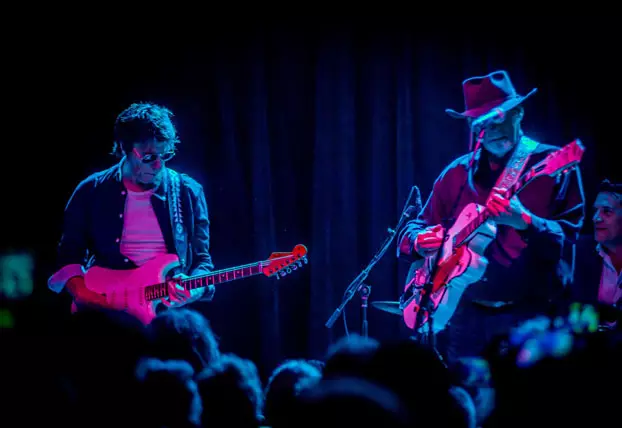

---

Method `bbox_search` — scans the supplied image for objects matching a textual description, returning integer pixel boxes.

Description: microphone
[402,186,423,217]
[402,186,422,219]
[471,107,505,130]
[406,187,422,218]
[413,185,422,215]
[390,186,423,236]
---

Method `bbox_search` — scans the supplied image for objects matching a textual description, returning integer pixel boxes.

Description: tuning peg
[286,267,292,274]
[291,263,298,270]
[296,261,303,268]
[302,256,308,264]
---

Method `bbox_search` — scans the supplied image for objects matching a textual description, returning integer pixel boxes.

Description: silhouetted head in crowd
[297,376,411,427]
[449,357,495,426]
[448,386,477,428]
[365,340,453,427]
[263,359,322,428]
[323,333,380,379]
[196,353,264,428]
[133,358,202,427]
[60,307,150,426]
[2,327,76,427]
[485,311,622,427]
[148,308,221,372]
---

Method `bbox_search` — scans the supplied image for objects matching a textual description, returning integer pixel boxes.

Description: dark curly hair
[147,308,221,373]
[598,179,622,199]
[196,353,265,426]
[111,102,180,157]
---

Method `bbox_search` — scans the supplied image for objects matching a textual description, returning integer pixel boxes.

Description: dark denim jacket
[48,158,214,294]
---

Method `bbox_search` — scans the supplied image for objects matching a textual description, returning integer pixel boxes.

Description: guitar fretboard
[454,168,535,247]
[144,262,265,302]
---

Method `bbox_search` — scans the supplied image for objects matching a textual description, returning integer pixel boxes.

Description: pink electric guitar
[402,140,585,333]
[74,244,308,325]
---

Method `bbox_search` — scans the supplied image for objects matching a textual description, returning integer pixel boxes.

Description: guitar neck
[455,170,533,247]
[144,261,265,301]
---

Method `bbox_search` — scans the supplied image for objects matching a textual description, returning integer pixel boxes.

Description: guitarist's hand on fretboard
[161,274,215,308]
[161,274,193,308]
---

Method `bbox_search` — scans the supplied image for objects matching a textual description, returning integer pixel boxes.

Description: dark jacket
[48,158,214,293]
[569,234,604,305]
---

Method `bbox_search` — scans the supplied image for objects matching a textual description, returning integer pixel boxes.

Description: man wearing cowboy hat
[397,70,586,362]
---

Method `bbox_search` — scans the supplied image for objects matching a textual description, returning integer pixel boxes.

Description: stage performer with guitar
[48,101,308,324]
[397,71,586,362]
[48,102,216,317]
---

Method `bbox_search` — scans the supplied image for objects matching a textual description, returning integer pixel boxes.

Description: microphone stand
[360,283,371,338]
[325,186,420,336]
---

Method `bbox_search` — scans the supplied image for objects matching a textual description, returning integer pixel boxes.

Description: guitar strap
[473,137,541,310]
[488,136,539,201]
[167,169,188,272]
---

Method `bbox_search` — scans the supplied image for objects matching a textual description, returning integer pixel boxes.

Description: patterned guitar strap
[488,136,539,203]
[167,169,188,272]
[470,136,538,310]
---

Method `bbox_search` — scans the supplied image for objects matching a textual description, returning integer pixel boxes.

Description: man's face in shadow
[593,191,622,246]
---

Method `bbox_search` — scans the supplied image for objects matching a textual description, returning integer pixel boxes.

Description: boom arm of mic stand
[326,186,419,329]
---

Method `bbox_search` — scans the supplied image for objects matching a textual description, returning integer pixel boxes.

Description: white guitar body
[403,202,497,333]
[72,254,181,325]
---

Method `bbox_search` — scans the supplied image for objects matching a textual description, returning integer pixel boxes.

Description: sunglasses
[133,148,176,163]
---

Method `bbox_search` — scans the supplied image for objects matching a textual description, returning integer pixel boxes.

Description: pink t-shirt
[120,188,168,266]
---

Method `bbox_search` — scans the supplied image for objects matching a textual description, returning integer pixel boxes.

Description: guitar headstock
[262,244,309,278]
[531,139,585,179]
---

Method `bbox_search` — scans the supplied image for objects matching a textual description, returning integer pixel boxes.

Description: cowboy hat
[445,70,537,119]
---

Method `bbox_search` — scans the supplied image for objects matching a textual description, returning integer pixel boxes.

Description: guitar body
[403,203,497,332]
[72,254,181,325]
